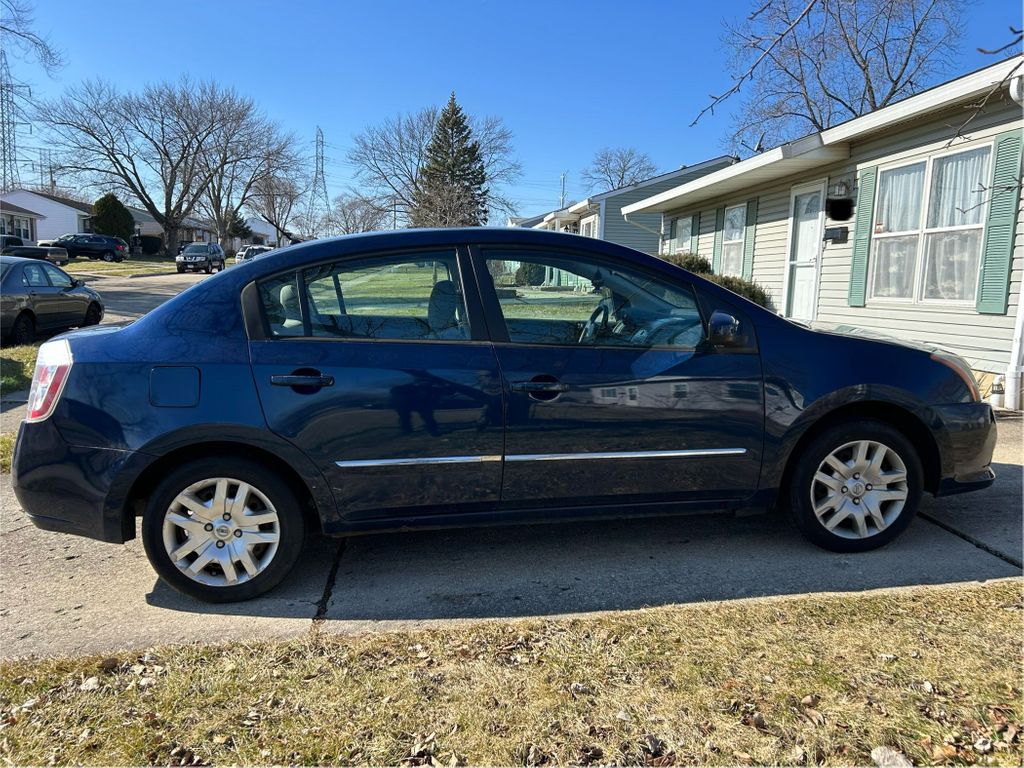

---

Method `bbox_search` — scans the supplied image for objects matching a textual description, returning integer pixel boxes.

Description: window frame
[247,245,489,344]
[719,203,747,277]
[868,142,993,308]
[470,243,709,353]
[664,215,694,256]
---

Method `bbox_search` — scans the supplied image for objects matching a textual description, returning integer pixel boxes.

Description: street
[0,270,1020,659]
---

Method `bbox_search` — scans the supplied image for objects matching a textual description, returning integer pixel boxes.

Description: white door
[785,182,826,322]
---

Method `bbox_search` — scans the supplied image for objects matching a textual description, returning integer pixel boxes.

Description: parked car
[38,234,128,262]
[0,245,70,266]
[0,235,25,249]
[11,229,995,602]
[176,242,226,273]
[0,255,103,345]
[236,245,272,263]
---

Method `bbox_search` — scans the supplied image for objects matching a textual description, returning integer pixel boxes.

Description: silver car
[0,256,104,345]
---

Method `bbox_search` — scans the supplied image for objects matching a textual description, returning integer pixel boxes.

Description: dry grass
[64,256,178,277]
[0,343,38,393]
[1,580,1021,766]
[0,431,14,473]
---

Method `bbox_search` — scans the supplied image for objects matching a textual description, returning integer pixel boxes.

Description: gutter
[622,211,663,237]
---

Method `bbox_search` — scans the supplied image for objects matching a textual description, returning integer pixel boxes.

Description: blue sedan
[11,229,996,602]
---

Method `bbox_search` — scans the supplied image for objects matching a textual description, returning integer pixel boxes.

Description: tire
[177,267,185,274]
[101,251,115,262]
[9,312,34,345]
[141,457,306,602]
[84,302,102,326]
[788,419,923,552]
[204,262,212,274]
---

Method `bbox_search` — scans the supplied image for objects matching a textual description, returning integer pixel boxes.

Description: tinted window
[42,263,73,288]
[183,244,208,254]
[484,249,705,349]
[22,263,49,287]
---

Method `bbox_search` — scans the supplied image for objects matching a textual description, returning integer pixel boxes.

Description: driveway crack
[920,511,1022,569]
[313,539,346,623]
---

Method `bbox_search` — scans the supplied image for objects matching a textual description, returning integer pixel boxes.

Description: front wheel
[204,262,212,274]
[141,458,307,602]
[788,419,922,552]
[83,302,102,326]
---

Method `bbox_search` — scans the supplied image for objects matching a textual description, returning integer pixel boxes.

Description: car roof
[0,255,39,265]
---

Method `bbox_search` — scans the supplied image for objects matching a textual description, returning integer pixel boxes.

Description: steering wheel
[579,303,610,344]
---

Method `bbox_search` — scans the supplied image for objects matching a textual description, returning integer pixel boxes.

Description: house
[512,156,736,254]
[0,189,93,240]
[623,56,1024,407]
[0,200,45,241]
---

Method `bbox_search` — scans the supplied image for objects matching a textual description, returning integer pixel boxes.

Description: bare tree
[248,170,307,245]
[348,105,521,225]
[581,147,659,191]
[697,0,963,152]
[198,94,300,249]
[43,78,232,255]
[408,182,478,228]
[330,192,388,234]
[1,0,62,73]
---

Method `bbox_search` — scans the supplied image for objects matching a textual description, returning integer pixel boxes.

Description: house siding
[1,190,86,242]
[660,98,1023,375]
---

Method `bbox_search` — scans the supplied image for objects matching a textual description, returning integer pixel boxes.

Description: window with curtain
[665,215,693,255]
[869,145,991,304]
[721,204,745,276]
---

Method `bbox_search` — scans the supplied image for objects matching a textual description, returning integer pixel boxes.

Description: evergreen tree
[227,210,253,240]
[411,93,488,227]
[91,193,135,241]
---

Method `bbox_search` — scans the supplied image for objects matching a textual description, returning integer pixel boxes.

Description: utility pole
[0,50,30,192]
[559,171,567,208]
[306,126,331,237]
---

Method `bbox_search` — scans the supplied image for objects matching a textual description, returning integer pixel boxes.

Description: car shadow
[145,461,1022,622]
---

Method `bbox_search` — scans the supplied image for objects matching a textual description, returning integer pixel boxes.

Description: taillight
[26,339,73,423]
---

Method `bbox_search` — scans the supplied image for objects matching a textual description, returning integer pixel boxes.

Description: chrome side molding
[336,448,746,468]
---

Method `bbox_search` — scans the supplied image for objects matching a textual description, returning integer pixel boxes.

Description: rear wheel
[788,419,922,552]
[10,312,34,345]
[84,302,102,326]
[101,250,115,262]
[141,457,306,602]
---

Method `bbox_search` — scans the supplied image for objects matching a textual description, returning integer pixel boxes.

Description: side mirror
[708,310,744,348]
[73,279,84,288]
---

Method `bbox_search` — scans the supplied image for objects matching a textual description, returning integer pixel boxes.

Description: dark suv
[176,242,226,273]
[41,234,128,262]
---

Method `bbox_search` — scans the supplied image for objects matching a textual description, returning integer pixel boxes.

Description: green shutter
[976,128,1023,314]
[712,206,725,273]
[742,198,758,280]
[689,213,699,255]
[848,167,877,307]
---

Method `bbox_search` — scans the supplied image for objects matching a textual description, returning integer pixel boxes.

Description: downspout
[1006,297,1024,410]
[598,199,606,239]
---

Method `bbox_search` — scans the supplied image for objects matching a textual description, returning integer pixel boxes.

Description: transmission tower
[0,50,23,192]
[306,126,331,235]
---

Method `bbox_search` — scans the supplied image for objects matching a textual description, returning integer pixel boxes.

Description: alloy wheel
[810,440,908,540]
[161,477,281,587]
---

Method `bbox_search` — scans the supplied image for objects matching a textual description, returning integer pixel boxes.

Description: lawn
[0,343,39,393]
[0,431,14,472]
[1,579,1020,766]
[64,255,178,278]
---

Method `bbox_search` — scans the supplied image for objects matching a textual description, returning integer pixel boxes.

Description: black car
[41,234,129,262]
[0,244,70,266]
[11,229,995,602]
[176,242,226,273]
[0,235,24,249]
[0,255,103,344]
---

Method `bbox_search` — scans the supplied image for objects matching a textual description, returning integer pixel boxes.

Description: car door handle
[510,380,569,393]
[270,373,335,388]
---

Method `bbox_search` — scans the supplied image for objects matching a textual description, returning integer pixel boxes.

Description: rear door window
[22,263,49,287]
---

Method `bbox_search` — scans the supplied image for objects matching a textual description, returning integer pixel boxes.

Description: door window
[258,250,470,341]
[21,263,49,287]
[42,264,73,288]
[484,250,706,349]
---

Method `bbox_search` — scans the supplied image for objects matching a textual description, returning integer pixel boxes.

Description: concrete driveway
[0,271,1020,658]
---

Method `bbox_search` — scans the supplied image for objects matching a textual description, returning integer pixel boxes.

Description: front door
[248,247,504,524]
[475,247,764,510]
[784,182,825,322]
[20,261,62,331]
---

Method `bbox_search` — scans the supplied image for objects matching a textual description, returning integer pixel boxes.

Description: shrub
[91,193,135,241]
[662,252,712,274]
[139,235,163,255]
[703,273,772,308]
[514,262,546,286]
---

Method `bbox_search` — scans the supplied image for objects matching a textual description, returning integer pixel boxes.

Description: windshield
[183,245,207,254]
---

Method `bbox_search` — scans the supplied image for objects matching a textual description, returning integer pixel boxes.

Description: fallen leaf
[973,737,992,754]
[801,694,820,707]
[98,657,119,672]
[870,746,912,767]
[803,708,826,726]
[78,677,100,692]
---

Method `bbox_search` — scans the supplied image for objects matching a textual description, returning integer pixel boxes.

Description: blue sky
[13,0,1018,217]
